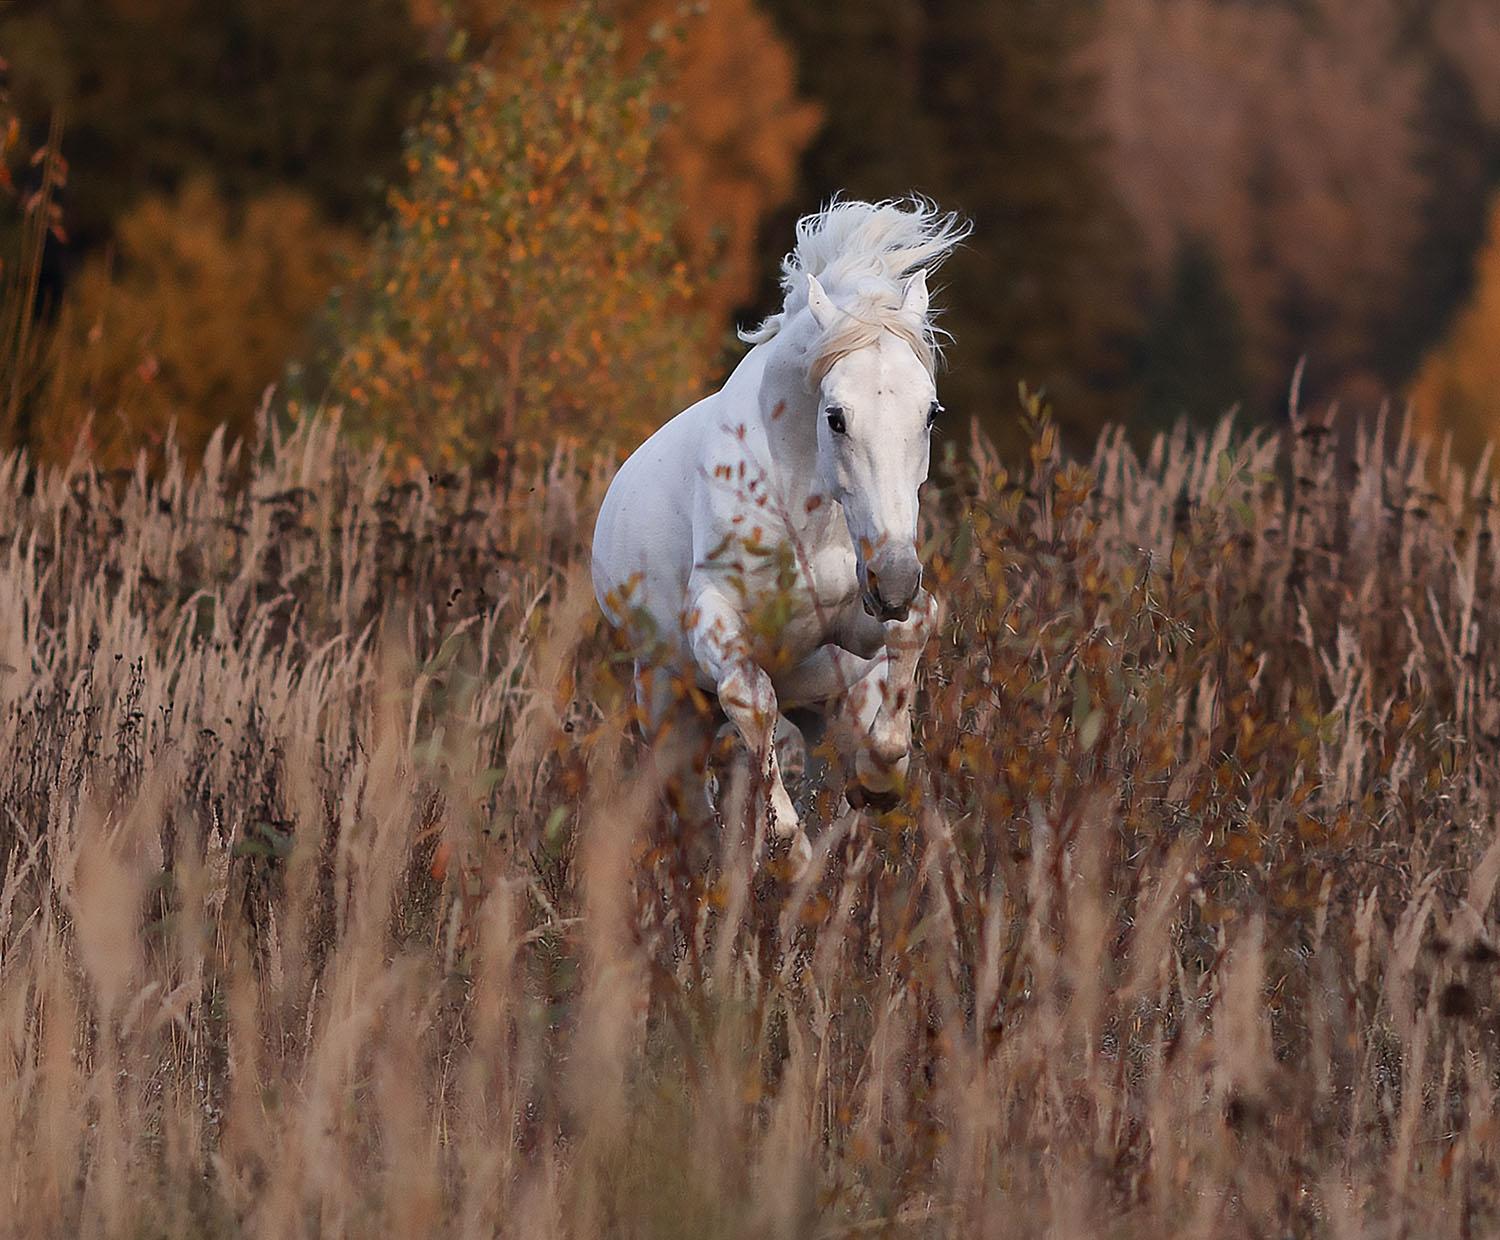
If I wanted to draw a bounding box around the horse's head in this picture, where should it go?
[806,270,938,624]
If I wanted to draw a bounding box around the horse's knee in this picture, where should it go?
[869,718,910,767]
[768,771,801,837]
[716,659,778,732]
[852,690,913,792]
[856,733,909,793]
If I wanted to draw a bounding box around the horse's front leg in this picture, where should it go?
[687,586,810,871]
[838,588,940,794]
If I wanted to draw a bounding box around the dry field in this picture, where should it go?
[4,401,1500,1237]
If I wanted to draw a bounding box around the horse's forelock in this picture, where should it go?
[807,300,933,386]
[738,197,969,371]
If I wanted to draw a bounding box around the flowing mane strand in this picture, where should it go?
[739,197,970,382]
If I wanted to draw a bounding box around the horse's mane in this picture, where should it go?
[739,197,970,381]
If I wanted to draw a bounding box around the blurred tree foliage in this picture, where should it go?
[1136,236,1250,433]
[625,0,820,329]
[762,0,1500,449]
[46,177,357,468]
[761,0,1141,452]
[0,0,430,461]
[0,0,431,249]
[406,0,820,368]
[1389,0,1500,391]
[1094,0,1427,420]
[4,0,1500,464]
[1411,197,1500,460]
[323,4,714,463]
[2,0,816,464]
[1409,0,1500,455]
[0,71,67,453]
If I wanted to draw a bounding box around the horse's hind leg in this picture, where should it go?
[780,708,822,781]
[781,707,835,817]
[779,646,879,812]
[635,663,717,828]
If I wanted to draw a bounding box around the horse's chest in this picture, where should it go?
[776,534,860,649]
[803,536,860,610]
[716,527,855,649]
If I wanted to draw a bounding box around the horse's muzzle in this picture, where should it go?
[862,588,911,624]
[862,554,920,624]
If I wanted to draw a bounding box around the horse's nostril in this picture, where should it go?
[864,585,910,624]
[866,555,921,618]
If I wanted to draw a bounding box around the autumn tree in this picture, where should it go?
[47,178,357,468]
[5,0,810,463]
[1092,0,1427,412]
[0,0,431,251]
[0,0,430,461]
[1410,196,1500,460]
[326,3,713,463]
[1388,0,1500,386]
[0,82,66,453]
[625,0,821,328]
[406,0,820,341]
[1407,0,1500,455]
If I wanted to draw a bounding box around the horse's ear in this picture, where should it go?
[901,268,929,318]
[806,273,838,331]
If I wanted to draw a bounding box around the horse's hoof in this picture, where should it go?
[846,783,902,813]
[787,831,814,881]
[768,781,801,838]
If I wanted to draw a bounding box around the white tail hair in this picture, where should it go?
[739,197,970,378]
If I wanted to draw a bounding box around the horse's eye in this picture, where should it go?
[826,406,847,435]
[927,401,944,429]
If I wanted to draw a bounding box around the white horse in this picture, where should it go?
[591,198,967,868]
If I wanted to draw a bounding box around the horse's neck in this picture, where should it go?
[749,321,821,502]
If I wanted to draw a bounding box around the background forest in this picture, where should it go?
[2,0,1500,464]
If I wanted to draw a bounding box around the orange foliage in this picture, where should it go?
[408,0,819,330]
[628,0,820,324]
[1411,196,1500,457]
[330,4,714,462]
[48,177,358,467]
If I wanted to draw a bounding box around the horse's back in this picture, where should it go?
[591,397,710,658]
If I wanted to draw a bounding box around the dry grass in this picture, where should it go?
[4,398,1500,1238]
